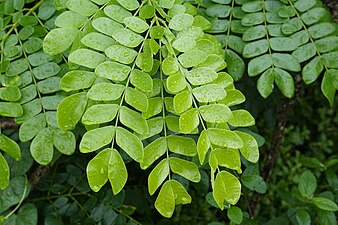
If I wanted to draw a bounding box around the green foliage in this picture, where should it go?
[198,0,338,105]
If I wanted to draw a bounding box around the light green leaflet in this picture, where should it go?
[69,49,106,69]
[0,153,9,190]
[155,180,192,218]
[0,134,21,161]
[57,92,87,130]
[213,171,241,209]
[82,104,119,125]
[105,45,138,64]
[123,16,149,33]
[80,126,115,153]
[43,28,78,55]
[112,29,144,48]
[87,148,127,194]
[95,61,131,82]
[87,83,125,101]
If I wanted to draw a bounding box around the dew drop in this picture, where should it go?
[124,52,129,56]
[100,168,105,174]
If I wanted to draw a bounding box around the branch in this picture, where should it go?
[248,75,303,216]
[0,118,19,130]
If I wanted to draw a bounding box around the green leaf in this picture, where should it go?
[197,130,210,165]
[167,136,197,156]
[272,53,301,72]
[141,137,167,169]
[242,12,264,26]
[0,86,21,101]
[116,127,143,162]
[169,13,194,31]
[172,37,196,52]
[235,131,259,163]
[0,133,21,161]
[270,37,298,51]
[108,148,128,195]
[57,92,88,130]
[243,39,268,58]
[315,36,338,53]
[87,148,110,192]
[155,180,192,218]
[6,59,28,76]
[248,54,272,77]
[274,68,294,98]
[179,108,199,134]
[119,106,149,135]
[308,22,336,39]
[30,128,54,165]
[228,110,255,127]
[185,67,218,85]
[166,73,187,94]
[148,159,170,195]
[199,104,232,123]
[81,32,115,52]
[301,7,328,25]
[224,50,245,81]
[302,56,323,84]
[321,70,336,106]
[316,210,337,225]
[311,197,338,211]
[0,153,9,190]
[104,5,132,23]
[112,28,144,48]
[125,87,148,112]
[12,203,37,225]
[170,157,200,182]
[82,104,119,125]
[55,11,87,28]
[162,57,179,75]
[227,206,243,224]
[130,69,153,93]
[257,68,275,98]
[60,70,96,92]
[123,16,149,33]
[105,45,138,65]
[66,0,98,16]
[207,128,243,149]
[193,15,212,30]
[178,49,206,68]
[52,129,76,155]
[292,43,317,63]
[43,28,78,55]
[213,171,241,208]
[80,126,115,153]
[117,0,140,11]
[142,97,162,119]
[242,25,265,42]
[32,62,60,80]
[19,113,46,142]
[69,49,106,69]
[210,148,241,171]
[294,0,316,12]
[173,90,192,113]
[95,61,131,82]
[218,89,245,107]
[192,84,226,103]
[92,17,124,36]
[136,52,153,72]
[282,17,302,35]
[241,175,267,193]
[87,83,125,101]
[206,5,231,18]
[298,171,317,197]
[296,209,311,225]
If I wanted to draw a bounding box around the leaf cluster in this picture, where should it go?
[198,0,338,105]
